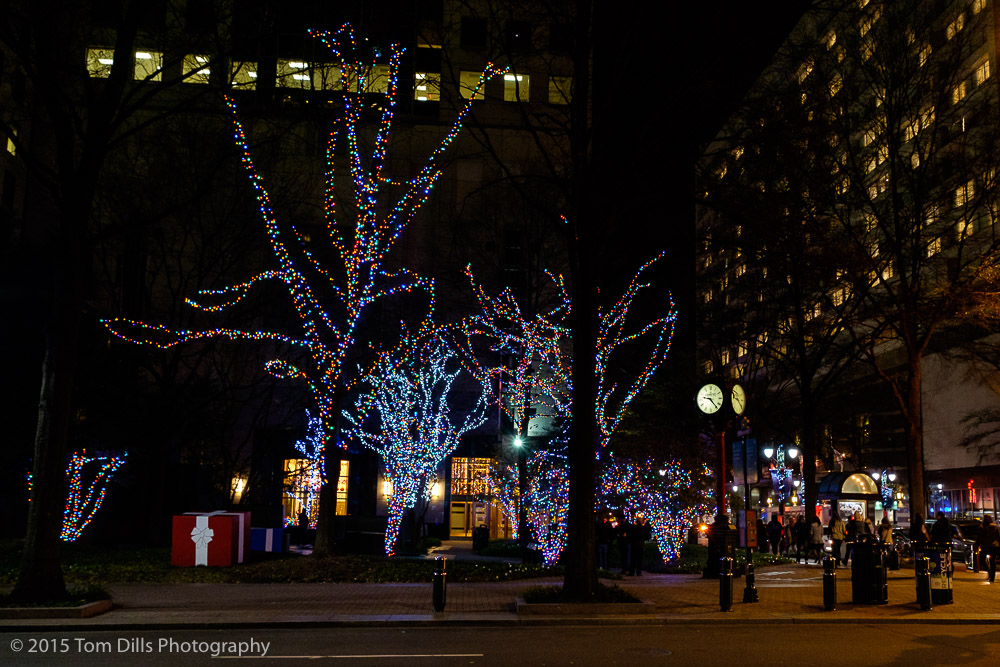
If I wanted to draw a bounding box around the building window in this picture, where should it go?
[947,14,965,40]
[459,70,485,100]
[927,237,942,256]
[919,43,932,67]
[503,73,529,102]
[956,179,975,206]
[86,47,114,78]
[548,76,571,104]
[414,72,441,101]
[953,81,967,105]
[975,58,991,86]
[829,74,842,96]
[824,30,837,49]
[182,54,211,84]
[973,0,987,15]
[231,61,257,89]
[451,457,490,496]
[5,126,15,156]
[134,50,163,81]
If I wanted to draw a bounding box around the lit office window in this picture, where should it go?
[414,72,441,101]
[459,70,485,99]
[975,58,991,86]
[231,61,257,89]
[503,73,529,102]
[134,51,163,81]
[182,54,211,84]
[86,48,114,78]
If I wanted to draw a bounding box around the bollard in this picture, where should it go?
[742,560,759,603]
[823,555,837,611]
[719,557,734,611]
[915,556,932,611]
[873,543,888,604]
[432,556,447,612]
[973,545,981,573]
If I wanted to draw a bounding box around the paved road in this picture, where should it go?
[2,623,999,666]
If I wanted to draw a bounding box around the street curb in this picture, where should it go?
[3,613,1000,632]
[0,599,112,620]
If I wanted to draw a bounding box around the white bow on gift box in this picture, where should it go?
[190,516,215,566]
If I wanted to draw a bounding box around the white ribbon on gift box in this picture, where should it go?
[190,516,214,566]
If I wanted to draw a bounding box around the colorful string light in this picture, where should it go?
[596,252,677,449]
[342,327,487,556]
[600,458,711,562]
[101,25,506,499]
[525,449,570,565]
[27,451,128,542]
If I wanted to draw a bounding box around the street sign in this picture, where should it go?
[732,438,758,486]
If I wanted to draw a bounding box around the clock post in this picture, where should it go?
[698,382,746,580]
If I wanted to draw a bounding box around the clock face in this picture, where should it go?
[697,383,724,414]
[731,384,746,415]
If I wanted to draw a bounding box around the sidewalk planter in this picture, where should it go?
[172,511,251,566]
[250,526,284,553]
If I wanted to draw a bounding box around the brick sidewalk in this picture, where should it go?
[4,561,1000,628]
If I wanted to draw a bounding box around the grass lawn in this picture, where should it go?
[0,539,561,588]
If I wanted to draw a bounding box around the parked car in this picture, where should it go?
[924,519,976,566]
[890,527,912,558]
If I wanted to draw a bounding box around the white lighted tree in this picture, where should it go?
[343,328,487,555]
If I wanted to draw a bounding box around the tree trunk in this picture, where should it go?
[799,384,818,522]
[313,449,341,557]
[905,358,925,517]
[12,253,82,602]
[562,0,597,600]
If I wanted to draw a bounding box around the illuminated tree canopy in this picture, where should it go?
[102,25,504,547]
[343,327,487,555]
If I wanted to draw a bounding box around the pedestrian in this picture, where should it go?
[629,516,650,575]
[829,511,847,566]
[809,516,824,563]
[910,513,930,546]
[756,517,769,555]
[878,516,893,544]
[596,516,613,571]
[767,516,783,555]
[616,518,631,574]
[845,513,860,565]
[930,512,952,546]
[976,514,1000,583]
[794,515,810,563]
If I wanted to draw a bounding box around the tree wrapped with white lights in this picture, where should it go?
[343,328,487,555]
[102,25,504,553]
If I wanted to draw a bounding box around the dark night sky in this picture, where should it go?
[600,2,808,353]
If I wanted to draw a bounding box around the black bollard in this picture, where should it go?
[742,560,759,603]
[915,556,932,611]
[432,556,447,612]
[719,557,734,611]
[823,555,837,611]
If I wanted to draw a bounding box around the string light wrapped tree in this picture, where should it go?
[343,327,487,555]
[600,457,711,562]
[103,25,503,553]
[27,451,128,543]
[457,254,677,564]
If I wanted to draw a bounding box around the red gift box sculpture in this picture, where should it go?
[171,511,251,566]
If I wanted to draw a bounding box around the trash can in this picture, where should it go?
[914,544,953,604]
[850,536,886,604]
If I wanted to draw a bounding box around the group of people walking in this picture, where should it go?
[596,515,651,576]
[757,514,825,562]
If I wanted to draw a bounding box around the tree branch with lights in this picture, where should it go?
[343,326,487,555]
[102,24,504,552]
